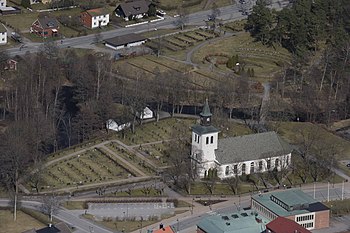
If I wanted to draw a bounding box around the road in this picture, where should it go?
[0,199,114,233]
[5,0,290,57]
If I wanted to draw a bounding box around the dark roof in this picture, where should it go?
[37,16,59,29]
[35,223,72,233]
[200,99,212,117]
[192,124,219,135]
[104,33,146,47]
[0,23,6,32]
[216,131,292,164]
[117,0,151,17]
[307,202,329,212]
[266,217,312,233]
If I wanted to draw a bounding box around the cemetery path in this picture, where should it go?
[100,145,147,177]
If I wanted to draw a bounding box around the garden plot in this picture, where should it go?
[138,143,171,167]
[38,149,132,190]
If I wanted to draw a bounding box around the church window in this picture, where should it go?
[233,165,238,174]
[225,166,229,175]
[194,134,197,142]
[250,162,255,173]
[258,161,263,171]
[210,136,214,144]
[286,156,289,165]
[242,163,246,175]
[267,160,271,170]
[206,137,209,144]
[275,158,279,168]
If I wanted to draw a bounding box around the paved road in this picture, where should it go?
[0,199,114,233]
[5,0,290,57]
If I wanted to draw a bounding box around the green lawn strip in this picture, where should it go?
[0,209,45,233]
[271,122,350,159]
[63,201,87,210]
[324,199,350,217]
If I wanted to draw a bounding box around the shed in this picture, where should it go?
[104,33,146,50]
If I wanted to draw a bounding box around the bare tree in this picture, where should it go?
[175,5,189,30]
[41,193,60,222]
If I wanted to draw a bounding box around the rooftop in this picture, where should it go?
[216,131,292,164]
[117,0,151,17]
[252,189,329,217]
[104,33,146,47]
[192,124,219,135]
[266,216,312,233]
[85,8,109,17]
[197,210,268,233]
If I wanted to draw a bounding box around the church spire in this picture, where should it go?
[200,99,212,126]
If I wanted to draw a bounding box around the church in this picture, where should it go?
[191,100,292,179]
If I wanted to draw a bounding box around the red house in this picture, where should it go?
[266,217,312,233]
[30,16,59,37]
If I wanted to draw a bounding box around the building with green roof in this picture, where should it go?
[251,189,329,230]
[197,210,269,233]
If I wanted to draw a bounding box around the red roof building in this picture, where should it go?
[266,217,312,233]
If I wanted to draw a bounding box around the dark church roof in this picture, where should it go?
[216,131,292,164]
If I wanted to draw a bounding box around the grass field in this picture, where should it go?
[0,210,45,233]
[271,122,350,159]
[192,32,291,79]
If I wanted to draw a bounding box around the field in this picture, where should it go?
[271,122,350,159]
[34,149,134,190]
[191,32,291,78]
[0,209,45,233]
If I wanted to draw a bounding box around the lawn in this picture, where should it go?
[271,122,350,159]
[0,209,45,233]
[62,201,87,210]
[188,182,257,195]
[324,199,350,217]
[159,0,232,14]
[33,148,133,190]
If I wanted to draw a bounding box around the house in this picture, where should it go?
[251,189,330,230]
[23,222,72,233]
[5,59,18,71]
[0,24,7,45]
[115,0,152,21]
[81,8,109,29]
[106,119,131,132]
[197,210,269,233]
[0,0,6,7]
[151,226,175,233]
[0,6,21,15]
[104,33,146,50]
[30,16,59,37]
[266,216,312,233]
[137,106,153,120]
[191,100,292,179]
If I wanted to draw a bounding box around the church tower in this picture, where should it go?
[191,99,219,178]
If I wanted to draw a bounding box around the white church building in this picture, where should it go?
[191,100,292,179]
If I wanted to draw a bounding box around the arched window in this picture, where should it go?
[204,170,207,178]
[258,161,263,171]
[275,158,279,168]
[225,166,229,175]
[286,156,289,166]
[211,136,214,144]
[250,162,255,173]
[267,159,271,170]
[242,163,246,175]
[233,165,238,174]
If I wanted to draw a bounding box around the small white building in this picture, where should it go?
[0,24,7,45]
[104,33,146,50]
[191,100,292,179]
[106,119,131,132]
[81,8,109,29]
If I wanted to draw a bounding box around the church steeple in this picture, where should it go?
[200,99,212,126]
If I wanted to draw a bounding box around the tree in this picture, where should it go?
[21,0,30,8]
[175,5,189,30]
[41,193,60,222]
[148,4,157,17]
[245,2,275,45]
[223,176,240,194]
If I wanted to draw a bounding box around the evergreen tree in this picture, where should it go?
[21,0,30,8]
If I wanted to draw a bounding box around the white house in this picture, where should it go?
[0,0,6,7]
[137,106,153,120]
[81,8,109,29]
[191,100,292,179]
[106,119,131,132]
[115,0,152,21]
[0,24,7,45]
